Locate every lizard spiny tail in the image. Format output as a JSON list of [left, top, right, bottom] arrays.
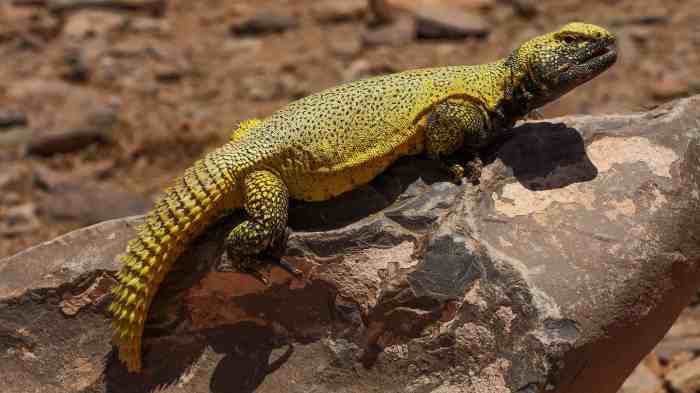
[[108, 144, 239, 372]]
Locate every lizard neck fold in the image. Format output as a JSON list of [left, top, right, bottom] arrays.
[[488, 54, 547, 130]]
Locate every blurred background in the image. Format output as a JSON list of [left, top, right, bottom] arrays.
[[0, 1, 698, 390]]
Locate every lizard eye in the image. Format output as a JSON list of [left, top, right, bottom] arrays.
[[562, 34, 576, 44]]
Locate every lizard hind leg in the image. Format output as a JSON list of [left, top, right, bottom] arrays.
[[221, 169, 297, 284]]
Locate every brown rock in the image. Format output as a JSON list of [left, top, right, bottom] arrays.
[[666, 357, 700, 393], [7, 80, 121, 154], [230, 10, 298, 36], [412, 5, 490, 39], [651, 74, 690, 100], [46, 0, 167, 15], [361, 15, 416, 46], [0, 163, 30, 191], [62, 10, 124, 38], [1, 96, 700, 393], [39, 180, 150, 225], [26, 103, 119, 156], [312, 0, 367, 23]]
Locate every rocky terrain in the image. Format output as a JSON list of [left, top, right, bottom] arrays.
[[1, 0, 699, 392]]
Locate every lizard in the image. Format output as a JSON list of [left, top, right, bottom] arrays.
[[108, 22, 617, 373]]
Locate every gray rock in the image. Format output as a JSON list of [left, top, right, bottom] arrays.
[[1, 95, 700, 393]]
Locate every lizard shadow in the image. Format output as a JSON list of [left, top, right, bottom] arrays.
[[481, 121, 598, 190], [289, 120, 597, 233]]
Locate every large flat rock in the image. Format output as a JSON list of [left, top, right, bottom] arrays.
[[1, 95, 699, 393]]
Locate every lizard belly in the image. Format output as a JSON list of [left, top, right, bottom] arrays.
[[283, 131, 424, 202]]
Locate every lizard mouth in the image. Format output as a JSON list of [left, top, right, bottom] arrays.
[[580, 40, 617, 66]]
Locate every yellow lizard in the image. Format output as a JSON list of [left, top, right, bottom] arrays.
[[108, 22, 617, 372]]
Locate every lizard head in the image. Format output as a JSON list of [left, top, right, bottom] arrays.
[[510, 22, 617, 107]]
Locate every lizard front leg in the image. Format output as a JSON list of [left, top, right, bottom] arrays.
[[424, 100, 488, 182], [219, 169, 301, 284]]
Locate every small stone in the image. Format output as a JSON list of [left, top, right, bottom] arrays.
[[312, 0, 367, 23], [154, 63, 184, 82], [508, 0, 538, 17], [362, 16, 416, 46], [667, 357, 700, 393], [342, 59, 396, 82], [329, 34, 363, 57], [0, 164, 29, 191], [241, 76, 283, 101], [40, 181, 149, 224], [0, 109, 28, 129], [62, 10, 124, 39], [413, 5, 490, 39], [32, 161, 115, 191], [125, 16, 172, 35], [230, 10, 298, 36], [61, 47, 90, 82], [651, 74, 689, 100], [27, 105, 119, 156], [0, 203, 39, 237], [47, 0, 167, 15]]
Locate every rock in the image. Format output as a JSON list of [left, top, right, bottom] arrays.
[[26, 105, 118, 155], [0, 163, 30, 191], [240, 75, 284, 101], [230, 10, 298, 36], [154, 63, 184, 82], [39, 181, 150, 225], [6, 80, 122, 156], [125, 16, 172, 35], [61, 46, 90, 82], [311, 0, 367, 23], [666, 357, 700, 393], [361, 15, 416, 46], [342, 59, 396, 82], [0, 203, 39, 237], [0, 109, 28, 129], [507, 0, 538, 17], [328, 33, 363, 58], [32, 161, 115, 191], [31, 163, 148, 224], [1, 95, 700, 393], [46, 0, 167, 15], [651, 74, 689, 100], [617, 363, 664, 393], [62, 10, 124, 38], [413, 5, 490, 39]]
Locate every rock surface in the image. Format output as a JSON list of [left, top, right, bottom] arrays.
[[0, 96, 699, 393]]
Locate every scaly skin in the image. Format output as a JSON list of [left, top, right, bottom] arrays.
[[109, 22, 617, 372]]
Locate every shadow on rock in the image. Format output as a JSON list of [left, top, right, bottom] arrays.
[[207, 323, 293, 393], [488, 121, 598, 191]]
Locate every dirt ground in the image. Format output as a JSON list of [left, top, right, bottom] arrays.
[[0, 0, 698, 256]]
